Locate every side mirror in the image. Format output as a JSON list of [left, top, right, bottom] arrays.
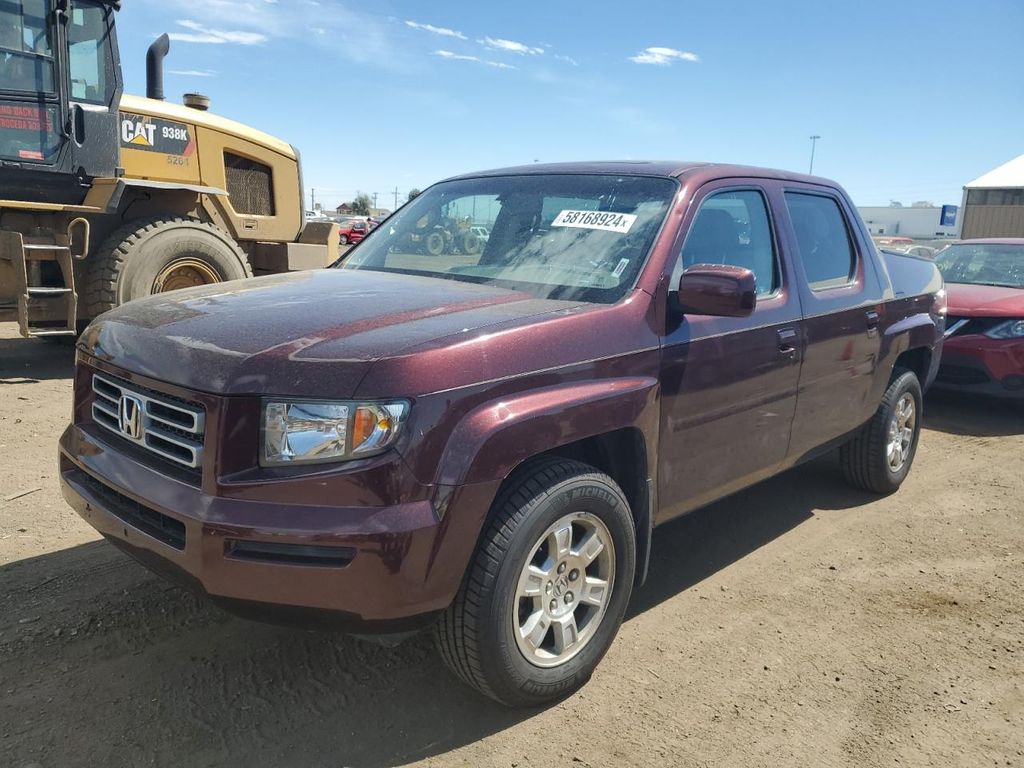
[[678, 264, 757, 317]]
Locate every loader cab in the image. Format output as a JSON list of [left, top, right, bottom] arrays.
[[0, 0, 122, 204]]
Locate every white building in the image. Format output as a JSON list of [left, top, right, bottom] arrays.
[[857, 204, 960, 239], [959, 153, 1024, 238]]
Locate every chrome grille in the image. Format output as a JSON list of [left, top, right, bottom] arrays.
[[91, 374, 205, 470]]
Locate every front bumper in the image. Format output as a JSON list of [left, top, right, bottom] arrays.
[[59, 423, 461, 628], [934, 336, 1024, 399]]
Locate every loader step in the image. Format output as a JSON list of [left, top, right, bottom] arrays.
[[26, 329, 77, 338], [27, 286, 74, 296], [22, 243, 72, 252]]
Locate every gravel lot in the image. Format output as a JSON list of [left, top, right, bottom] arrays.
[[1, 322, 1022, 768]]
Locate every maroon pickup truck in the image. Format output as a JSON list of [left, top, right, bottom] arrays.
[[60, 162, 944, 706]]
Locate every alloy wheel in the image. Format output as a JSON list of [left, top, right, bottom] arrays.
[[513, 511, 615, 668], [886, 392, 916, 472]]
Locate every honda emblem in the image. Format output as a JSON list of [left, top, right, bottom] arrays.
[[118, 395, 143, 440]]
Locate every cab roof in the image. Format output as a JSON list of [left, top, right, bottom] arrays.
[[444, 161, 838, 188]]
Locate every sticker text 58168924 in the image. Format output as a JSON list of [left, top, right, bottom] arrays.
[[551, 210, 637, 234]]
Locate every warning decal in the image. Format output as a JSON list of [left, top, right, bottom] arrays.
[[119, 112, 195, 156]]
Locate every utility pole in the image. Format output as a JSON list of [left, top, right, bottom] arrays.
[[808, 135, 821, 175], [310, 188, 315, 213], [392, 187, 399, 210], [372, 192, 379, 209]]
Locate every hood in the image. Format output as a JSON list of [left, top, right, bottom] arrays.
[[79, 269, 584, 397], [945, 282, 1024, 317]]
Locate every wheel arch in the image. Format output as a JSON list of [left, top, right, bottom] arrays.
[[432, 379, 661, 592], [506, 427, 655, 588], [893, 346, 933, 386]]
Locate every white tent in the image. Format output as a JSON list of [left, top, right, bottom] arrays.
[[965, 153, 1024, 189]]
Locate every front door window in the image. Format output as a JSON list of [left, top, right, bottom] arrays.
[[0, 0, 60, 163], [67, 1, 114, 104]]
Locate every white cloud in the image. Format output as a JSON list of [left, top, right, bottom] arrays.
[[434, 50, 516, 70], [554, 54, 579, 66], [158, 1, 407, 69], [629, 46, 699, 65], [168, 69, 216, 77], [169, 19, 267, 45], [434, 49, 479, 62], [478, 36, 543, 55], [405, 20, 467, 40]]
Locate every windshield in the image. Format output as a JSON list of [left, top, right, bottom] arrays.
[[935, 243, 1024, 289], [339, 174, 677, 303]]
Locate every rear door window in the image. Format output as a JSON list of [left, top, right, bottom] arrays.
[[785, 192, 857, 290]]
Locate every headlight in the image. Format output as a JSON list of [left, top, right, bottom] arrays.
[[261, 400, 408, 466], [985, 319, 1024, 339]]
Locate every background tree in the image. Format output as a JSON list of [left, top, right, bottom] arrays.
[[407, 188, 421, 202], [350, 193, 372, 215]]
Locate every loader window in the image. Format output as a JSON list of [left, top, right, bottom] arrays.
[[67, 2, 114, 104], [0, 0, 56, 94], [0, 98, 60, 162]]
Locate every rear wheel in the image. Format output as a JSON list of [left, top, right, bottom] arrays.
[[840, 368, 923, 493], [461, 231, 481, 255], [435, 457, 636, 707], [83, 217, 251, 317]]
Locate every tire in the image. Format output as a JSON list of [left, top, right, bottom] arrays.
[[339, 234, 349, 245], [435, 457, 636, 707], [461, 231, 481, 255], [424, 231, 446, 256], [83, 217, 252, 318], [840, 368, 923, 494]]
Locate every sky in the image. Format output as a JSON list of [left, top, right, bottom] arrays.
[[119, 0, 1024, 212]]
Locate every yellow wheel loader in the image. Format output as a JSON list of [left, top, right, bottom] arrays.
[[0, 0, 337, 339]]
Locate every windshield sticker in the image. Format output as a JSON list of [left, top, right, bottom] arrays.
[[612, 258, 630, 278], [551, 210, 637, 234]]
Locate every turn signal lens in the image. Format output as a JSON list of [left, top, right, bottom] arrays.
[[351, 404, 405, 455]]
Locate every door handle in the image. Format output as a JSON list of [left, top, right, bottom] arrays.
[[866, 310, 880, 337], [777, 328, 798, 360]]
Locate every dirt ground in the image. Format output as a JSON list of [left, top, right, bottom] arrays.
[[1, 321, 1022, 768]]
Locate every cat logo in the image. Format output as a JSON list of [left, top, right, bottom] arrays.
[[121, 118, 156, 147]]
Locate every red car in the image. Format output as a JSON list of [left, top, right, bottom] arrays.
[[337, 218, 369, 245], [934, 239, 1024, 398]]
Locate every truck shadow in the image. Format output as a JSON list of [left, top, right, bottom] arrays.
[[924, 389, 1024, 437], [629, 455, 866, 617], [0, 457, 869, 767], [0, 332, 76, 384]]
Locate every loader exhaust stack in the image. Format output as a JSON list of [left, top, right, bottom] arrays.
[[146, 34, 170, 101]]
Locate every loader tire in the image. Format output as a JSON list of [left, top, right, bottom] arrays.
[[83, 217, 252, 318]]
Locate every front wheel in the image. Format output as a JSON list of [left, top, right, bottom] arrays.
[[435, 457, 636, 707], [840, 368, 923, 493]]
